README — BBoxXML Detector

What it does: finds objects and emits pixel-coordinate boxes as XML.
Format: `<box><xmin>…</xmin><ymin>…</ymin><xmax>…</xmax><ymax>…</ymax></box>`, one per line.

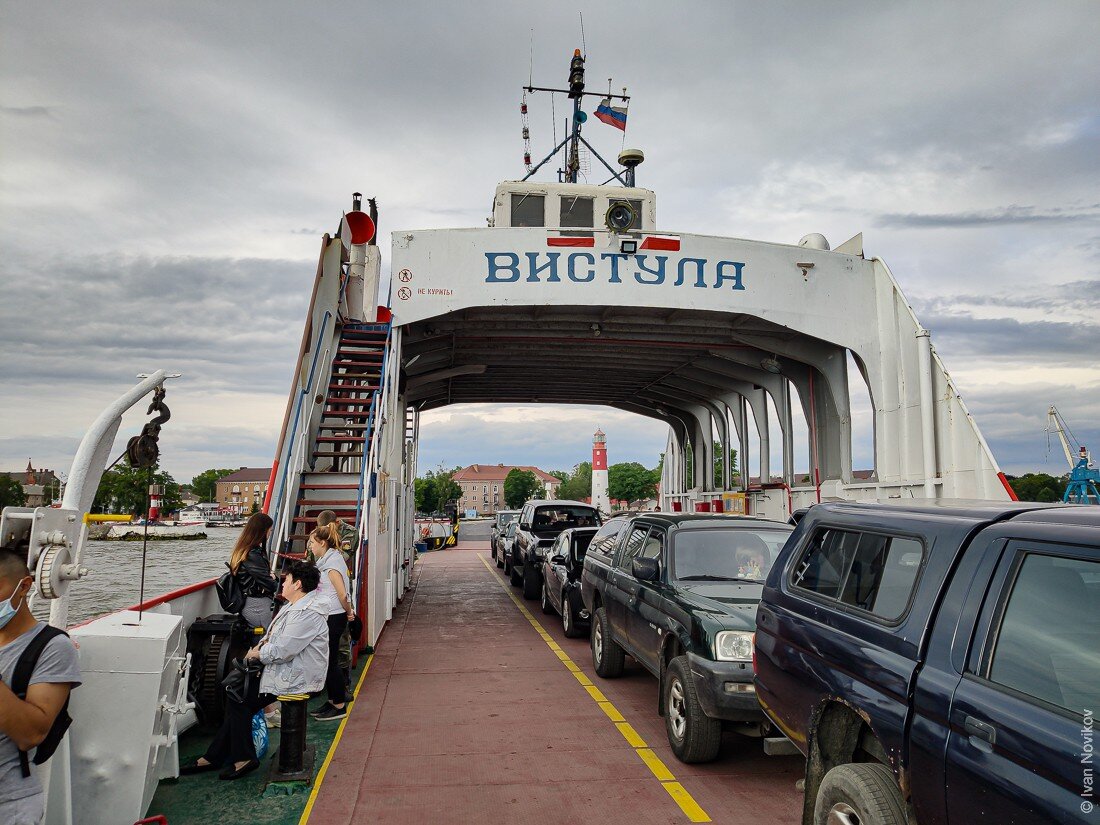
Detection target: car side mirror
<box><xmin>632</xmin><ymin>558</ymin><xmax>660</xmax><ymax>582</ymax></box>
<box><xmin>550</xmin><ymin>553</ymin><xmax>566</xmax><ymax>564</ymax></box>
<box><xmin>520</xmin><ymin>522</ymin><xmax>531</xmax><ymax>530</ymax></box>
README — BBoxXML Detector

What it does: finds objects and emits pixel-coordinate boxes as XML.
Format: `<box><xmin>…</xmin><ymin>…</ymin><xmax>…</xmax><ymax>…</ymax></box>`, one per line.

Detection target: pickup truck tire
<box><xmin>664</xmin><ymin>655</ymin><xmax>722</xmax><ymax>763</ymax></box>
<box><xmin>591</xmin><ymin>607</ymin><xmax>625</xmax><ymax>678</ymax></box>
<box><xmin>813</xmin><ymin>763</ymin><xmax>906</xmax><ymax>825</ymax></box>
<box><xmin>522</xmin><ymin>562</ymin><xmax>540</xmax><ymax>600</ymax></box>
<box><xmin>541</xmin><ymin>579</ymin><xmax>555</xmax><ymax>614</ymax></box>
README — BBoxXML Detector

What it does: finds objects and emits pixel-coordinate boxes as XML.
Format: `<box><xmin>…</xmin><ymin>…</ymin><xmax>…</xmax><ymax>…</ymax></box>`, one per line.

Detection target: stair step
<box><xmin>334</xmin><ymin>349</ymin><xmax>382</xmax><ymax>360</ymax></box>
<box><xmin>320</xmin><ymin>412</ymin><xmax>373</xmax><ymax>419</ymax></box>
<box><xmin>313</xmin><ymin>450</ymin><xmax>364</xmax><ymax>457</ymax></box>
<box><xmin>298</xmin><ymin>483</ymin><xmax>359</xmax><ymax>490</ymax></box>
<box><xmin>328</xmin><ymin>384</ymin><xmax>380</xmax><ymax>392</ymax></box>
<box><xmin>325</xmin><ymin>397</ymin><xmax>376</xmax><ymax>405</ymax></box>
<box><xmin>297</xmin><ymin>499</ymin><xmax>358</xmax><ymax>506</ymax></box>
<box><xmin>293</xmin><ymin>516</ymin><xmax>357</xmax><ymax>526</ymax></box>
<box><xmin>341</xmin><ymin>327</ymin><xmax>389</xmax><ymax>336</ymax></box>
<box><xmin>319</xmin><ymin>423</ymin><xmax>371</xmax><ymax>430</ymax></box>
<box><xmin>316</xmin><ymin>436</ymin><xmax>366</xmax><ymax>443</ymax></box>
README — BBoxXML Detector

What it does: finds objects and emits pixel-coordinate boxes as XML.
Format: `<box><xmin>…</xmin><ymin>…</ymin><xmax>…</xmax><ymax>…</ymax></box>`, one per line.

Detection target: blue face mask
<box><xmin>0</xmin><ymin>579</ymin><xmax>30</xmax><ymax>630</ymax></box>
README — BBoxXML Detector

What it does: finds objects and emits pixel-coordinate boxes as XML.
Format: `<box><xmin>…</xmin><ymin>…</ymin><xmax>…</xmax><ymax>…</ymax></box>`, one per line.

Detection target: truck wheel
<box><xmin>541</xmin><ymin>579</ymin><xmax>555</xmax><ymax>614</ymax></box>
<box><xmin>509</xmin><ymin>556</ymin><xmax>522</xmax><ymax>586</ymax></box>
<box><xmin>591</xmin><ymin>606</ymin><xmax>625</xmax><ymax>678</ymax></box>
<box><xmin>813</xmin><ymin>763</ymin><xmax>906</xmax><ymax>825</ymax></box>
<box><xmin>562</xmin><ymin>595</ymin><xmax>583</xmax><ymax>638</ymax></box>
<box><xmin>664</xmin><ymin>655</ymin><xmax>721</xmax><ymax>763</ymax></box>
<box><xmin>522</xmin><ymin>562</ymin><xmax>540</xmax><ymax>600</ymax></box>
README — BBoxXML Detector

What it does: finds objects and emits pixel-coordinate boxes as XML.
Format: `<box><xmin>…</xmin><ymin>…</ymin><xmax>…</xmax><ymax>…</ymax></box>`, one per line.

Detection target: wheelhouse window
<box><xmin>559</xmin><ymin>196</ymin><xmax>594</xmax><ymax>228</ymax></box>
<box><xmin>791</xmin><ymin>528</ymin><xmax>923</xmax><ymax>619</ymax></box>
<box><xmin>511</xmin><ymin>193</ymin><xmax>545</xmax><ymax>227</ymax></box>
<box><xmin>672</xmin><ymin>527</ymin><xmax>792</xmax><ymax>583</ymax></box>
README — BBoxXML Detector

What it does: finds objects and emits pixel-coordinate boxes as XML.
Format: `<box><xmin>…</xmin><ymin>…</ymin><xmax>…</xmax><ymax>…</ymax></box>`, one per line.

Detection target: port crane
<box><xmin>1047</xmin><ymin>405</ymin><xmax>1100</xmax><ymax>504</ymax></box>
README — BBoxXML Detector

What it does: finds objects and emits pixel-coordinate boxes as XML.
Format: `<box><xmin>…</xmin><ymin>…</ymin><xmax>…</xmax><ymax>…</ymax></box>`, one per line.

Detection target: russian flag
<box><xmin>594</xmin><ymin>97</ymin><xmax>627</xmax><ymax>131</ymax></box>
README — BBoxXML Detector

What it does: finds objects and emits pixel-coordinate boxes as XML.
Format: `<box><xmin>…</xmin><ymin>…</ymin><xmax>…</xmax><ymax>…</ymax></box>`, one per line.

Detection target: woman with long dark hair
<box><xmin>229</xmin><ymin>512</ymin><xmax>278</xmax><ymax>630</ymax></box>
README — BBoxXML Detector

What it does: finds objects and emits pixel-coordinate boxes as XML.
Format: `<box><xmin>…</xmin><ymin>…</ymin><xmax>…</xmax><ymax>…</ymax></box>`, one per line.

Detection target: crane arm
<box><xmin>1048</xmin><ymin>405</ymin><xmax>1077</xmax><ymax>469</ymax></box>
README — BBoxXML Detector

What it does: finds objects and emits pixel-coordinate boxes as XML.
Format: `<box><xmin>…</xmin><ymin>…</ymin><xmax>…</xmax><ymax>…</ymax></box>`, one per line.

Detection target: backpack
<box><xmin>215</xmin><ymin>563</ymin><xmax>246</xmax><ymax>613</ymax></box>
<box><xmin>12</xmin><ymin>625</ymin><xmax>73</xmax><ymax>777</ymax></box>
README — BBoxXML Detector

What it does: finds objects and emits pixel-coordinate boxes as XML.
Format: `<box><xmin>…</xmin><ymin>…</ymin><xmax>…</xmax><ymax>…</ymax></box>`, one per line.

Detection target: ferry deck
<box><xmin>151</xmin><ymin>524</ymin><xmax>803</xmax><ymax>824</ymax></box>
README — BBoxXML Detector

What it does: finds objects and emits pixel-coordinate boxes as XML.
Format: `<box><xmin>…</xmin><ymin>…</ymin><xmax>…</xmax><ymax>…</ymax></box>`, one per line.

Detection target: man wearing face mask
<box><xmin>0</xmin><ymin>548</ymin><xmax>81</xmax><ymax>825</ymax></box>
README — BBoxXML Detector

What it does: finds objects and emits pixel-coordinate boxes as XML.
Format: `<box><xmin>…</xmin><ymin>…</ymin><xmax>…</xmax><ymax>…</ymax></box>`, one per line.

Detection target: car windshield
<box><xmin>532</xmin><ymin>506</ymin><xmax>602</xmax><ymax>531</ymax></box>
<box><xmin>671</xmin><ymin>527</ymin><xmax>792</xmax><ymax>583</ymax></box>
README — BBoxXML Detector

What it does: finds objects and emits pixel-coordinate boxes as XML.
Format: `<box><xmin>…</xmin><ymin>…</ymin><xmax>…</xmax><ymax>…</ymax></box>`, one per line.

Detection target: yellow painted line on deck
<box><xmin>477</xmin><ymin>553</ymin><xmax>711</xmax><ymax>823</ymax></box>
<box><xmin>299</xmin><ymin>652</ymin><xmax>375</xmax><ymax>825</ymax></box>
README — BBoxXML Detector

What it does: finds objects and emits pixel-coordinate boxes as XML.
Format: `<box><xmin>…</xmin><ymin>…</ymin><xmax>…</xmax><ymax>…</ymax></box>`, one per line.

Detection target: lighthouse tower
<box><xmin>591</xmin><ymin>428</ymin><xmax>610</xmax><ymax>513</ymax></box>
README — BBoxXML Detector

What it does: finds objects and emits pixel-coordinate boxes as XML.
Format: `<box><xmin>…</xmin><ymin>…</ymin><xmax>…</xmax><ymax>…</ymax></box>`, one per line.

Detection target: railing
<box><xmin>269</xmin><ymin>311</ymin><xmax>334</xmax><ymax>556</ymax></box>
<box><xmin>352</xmin><ymin>322</ymin><xmax>393</xmax><ymax>594</ymax></box>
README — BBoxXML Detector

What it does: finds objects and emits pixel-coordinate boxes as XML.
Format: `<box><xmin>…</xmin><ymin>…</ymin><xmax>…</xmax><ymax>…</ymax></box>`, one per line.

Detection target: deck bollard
<box><xmin>266</xmin><ymin>693</ymin><xmax>315</xmax><ymax>785</ymax></box>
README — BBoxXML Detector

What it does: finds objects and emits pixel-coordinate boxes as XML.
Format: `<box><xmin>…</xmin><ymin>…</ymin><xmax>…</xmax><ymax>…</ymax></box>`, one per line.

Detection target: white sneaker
<box><xmin>265</xmin><ymin>709</ymin><xmax>281</xmax><ymax>729</ymax></box>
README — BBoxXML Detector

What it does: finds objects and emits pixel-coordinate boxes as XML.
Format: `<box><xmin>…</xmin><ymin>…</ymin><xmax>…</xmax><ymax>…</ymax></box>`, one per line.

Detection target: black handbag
<box><xmin>221</xmin><ymin>657</ymin><xmax>264</xmax><ymax>704</ymax></box>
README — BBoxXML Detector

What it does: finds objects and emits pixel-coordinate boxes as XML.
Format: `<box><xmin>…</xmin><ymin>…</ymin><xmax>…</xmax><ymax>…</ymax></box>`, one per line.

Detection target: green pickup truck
<box><xmin>579</xmin><ymin>512</ymin><xmax>793</xmax><ymax>762</ymax></box>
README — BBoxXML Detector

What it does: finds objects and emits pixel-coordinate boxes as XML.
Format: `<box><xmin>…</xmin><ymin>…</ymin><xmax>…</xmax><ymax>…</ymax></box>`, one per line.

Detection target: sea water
<box><xmin>31</xmin><ymin>530</ymin><xmax>242</xmax><ymax>624</ymax></box>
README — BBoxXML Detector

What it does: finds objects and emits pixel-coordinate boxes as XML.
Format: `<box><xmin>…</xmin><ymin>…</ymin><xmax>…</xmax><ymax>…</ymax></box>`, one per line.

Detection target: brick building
<box><xmin>0</xmin><ymin>460</ymin><xmax>60</xmax><ymax>507</ymax></box>
<box><xmin>452</xmin><ymin>464</ymin><xmax>561</xmax><ymax>515</ymax></box>
<box><xmin>215</xmin><ymin>467</ymin><xmax>272</xmax><ymax>516</ymax></box>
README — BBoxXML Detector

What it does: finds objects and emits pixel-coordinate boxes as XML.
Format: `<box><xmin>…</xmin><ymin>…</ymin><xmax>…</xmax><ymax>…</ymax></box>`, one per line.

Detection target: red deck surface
<box><xmin>309</xmin><ymin>542</ymin><xmax>804</xmax><ymax>824</ymax></box>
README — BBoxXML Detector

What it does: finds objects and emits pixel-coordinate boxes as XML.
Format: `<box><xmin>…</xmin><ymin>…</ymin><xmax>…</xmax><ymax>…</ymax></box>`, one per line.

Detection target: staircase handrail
<box><xmin>269</xmin><ymin>310</ymin><xmax>334</xmax><ymax>559</ymax></box>
<box><xmin>352</xmin><ymin>321</ymin><xmax>393</xmax><ymax>590</ymax></box>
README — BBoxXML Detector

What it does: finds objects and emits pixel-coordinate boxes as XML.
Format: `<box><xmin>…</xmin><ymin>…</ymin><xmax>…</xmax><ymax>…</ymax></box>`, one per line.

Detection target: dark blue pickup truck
<box><xmin>755</xmin><ymin>500</ymin><xmax>1100</xmax><ymax>825</ymax></box>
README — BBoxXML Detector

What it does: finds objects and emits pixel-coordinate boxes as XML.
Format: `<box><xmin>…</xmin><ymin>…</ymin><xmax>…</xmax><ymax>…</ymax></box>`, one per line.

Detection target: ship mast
<box><xmin>523</xmin><ymin>49</ymin><xmax>630</xmax><ymax>185</ymax></box>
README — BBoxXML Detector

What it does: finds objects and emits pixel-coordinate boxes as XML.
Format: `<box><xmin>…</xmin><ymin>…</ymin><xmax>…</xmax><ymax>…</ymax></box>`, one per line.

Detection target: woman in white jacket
<box><xmin>180</xmin><ymin>560</ymin><xmax>330</xmax><ymax>780</ymax></box>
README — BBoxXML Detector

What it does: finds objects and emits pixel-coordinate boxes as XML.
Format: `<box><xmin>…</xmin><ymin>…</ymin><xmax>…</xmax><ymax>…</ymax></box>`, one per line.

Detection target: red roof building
<box><xmin>452</xmin><ymin>464</ymin><xmax>561</xmax><ymax>514</ymax></box>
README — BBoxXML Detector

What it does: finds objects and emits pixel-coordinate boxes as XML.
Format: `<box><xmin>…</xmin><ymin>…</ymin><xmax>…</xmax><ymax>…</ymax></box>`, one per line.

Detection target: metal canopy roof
<box><xmin>400</xmin><ymin>304</ymin><xmax>822</xmax><ymax>413</ymax></box>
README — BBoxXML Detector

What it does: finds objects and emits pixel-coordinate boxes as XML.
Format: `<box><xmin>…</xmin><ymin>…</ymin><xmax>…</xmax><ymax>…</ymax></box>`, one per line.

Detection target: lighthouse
<box><xmin>591</xmin><ymin>428</ymin><xmax>610</xmax><ymax>513</ymax></box>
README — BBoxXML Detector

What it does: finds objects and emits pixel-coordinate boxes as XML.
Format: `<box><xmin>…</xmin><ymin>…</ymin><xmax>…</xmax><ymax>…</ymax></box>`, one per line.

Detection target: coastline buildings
<box><xmin>453</xmin><ymin>464</ymin><xmax>561</xmax><ymax>515</ymax></box>
<box><xmin>215</xmin><ymin>467</ymin><xmax>272</xmax><ymax>515</ymax></box>
<box><xmin>0</xmin><ymin>460</ymin><xmax>60</xmax><ymax>507</ymax></box>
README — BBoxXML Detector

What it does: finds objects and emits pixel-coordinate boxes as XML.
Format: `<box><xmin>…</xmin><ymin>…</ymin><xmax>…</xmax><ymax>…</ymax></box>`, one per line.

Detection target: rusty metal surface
<box><xmin>308</xmin><ymin>543</ymin><xmax>804</xmax><ymax>823</ymax></box>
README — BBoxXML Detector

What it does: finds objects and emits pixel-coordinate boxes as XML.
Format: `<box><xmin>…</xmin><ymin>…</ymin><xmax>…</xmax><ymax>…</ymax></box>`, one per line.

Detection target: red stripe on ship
<box><xmin>547</xmin><ymin>237</ymin><xmax>595</xmax><ymax>247</ymax></box>
<box><xmin>640</xmin><ymin>236</ymin><xmax>680</xmax><ymax>251</ymax></box>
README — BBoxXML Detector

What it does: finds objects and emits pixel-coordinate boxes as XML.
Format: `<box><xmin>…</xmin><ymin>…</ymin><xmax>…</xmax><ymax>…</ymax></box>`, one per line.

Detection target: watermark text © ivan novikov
<box><xmin>1084</xmin><ymin>709</ymin><xmax>1095</xmax><ymax>815</ymax></box>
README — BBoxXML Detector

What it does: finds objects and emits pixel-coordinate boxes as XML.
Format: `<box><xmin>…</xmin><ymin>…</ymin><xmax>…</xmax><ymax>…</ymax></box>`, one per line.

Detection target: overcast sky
<box><xmin>2</xmin><ymin>1</ymin><xmax>1098</xmax><ymax>489</ymax></box>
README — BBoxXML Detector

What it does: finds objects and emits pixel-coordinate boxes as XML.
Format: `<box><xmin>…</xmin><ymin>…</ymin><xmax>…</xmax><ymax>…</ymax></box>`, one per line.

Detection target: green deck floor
<box><xmin>148</xmin><ymin>654</ymin><xmax>371</xmax><ymax>825</ymax></box>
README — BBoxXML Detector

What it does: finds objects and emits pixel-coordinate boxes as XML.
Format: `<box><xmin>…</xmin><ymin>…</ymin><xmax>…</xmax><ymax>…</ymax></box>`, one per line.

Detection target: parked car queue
<box><xmin>496</xmin><ymin>500</ymin><xmax>1100</xmax><ymax>825</ymax></box>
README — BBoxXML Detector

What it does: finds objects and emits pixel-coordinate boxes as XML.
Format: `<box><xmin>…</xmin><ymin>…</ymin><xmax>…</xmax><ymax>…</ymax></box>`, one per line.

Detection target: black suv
<box><xmin>510</xmin><ymin>499</ymin><xmax>602</xmax><ymax>600</ymax></box>
<box><xmin>756</xmin><ymin>500</ymin><xmax>1100</xmax><ymax>825</ymax></box>
<box><xmin>580</xmin><ymin>513</ymin><xmax>794</xmax><ymax>762</ymax></box>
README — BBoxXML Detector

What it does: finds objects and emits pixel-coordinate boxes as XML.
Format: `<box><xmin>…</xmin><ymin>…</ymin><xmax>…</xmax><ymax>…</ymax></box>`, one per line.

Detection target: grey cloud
<box><xmin>878</xmin><ymin>205</ymin><xmax>1100</xmax><ymax>229</ymax></box>
<box><xmin>0</xmin><ymin>105</ymin><xmax>53</xmax><ymax>117</ymax></box>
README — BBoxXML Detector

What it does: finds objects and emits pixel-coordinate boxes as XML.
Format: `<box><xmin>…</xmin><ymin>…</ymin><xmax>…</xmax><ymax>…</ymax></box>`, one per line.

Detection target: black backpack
<box><xmin>215</xmin><ymin>563</ymin><xmax>246</xmax><ymax>613</ymax></box>
<box><xmin>12</xmin><ymin>625</ymin><xmax>74</xmax><ymax>777</ymax></box>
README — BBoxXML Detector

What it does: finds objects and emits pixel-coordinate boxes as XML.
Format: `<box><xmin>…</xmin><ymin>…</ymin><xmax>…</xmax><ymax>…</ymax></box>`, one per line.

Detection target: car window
<box><xmin>791</xmin><ymin>528</ymin><xmax>923</xmax><ymax>620</ymax></box>
<box><xmin>673</xmin><ymin>527</ymin><xmax>790</xmax><ymax>582</ymax></box>
<box><xmin>572</xmin><ymin>532</ymin><xmax>595</xmax><ymax>566</ymax></box>
<box><xmin>988</xmin><ymin>553</ymin><xmax>1100</xmax><ymax>714</ymax></box>
<box><xmin>615</xmin><ymin>527</ymin><xmax>650</xmax><ymax>570</ymax></box>
<box><xmin>588</xmin><ymin>518</ymin><xmax>627</xmax><ymax>555</ymax></box>
<box><xmin>639</xmin><ymin>529</ymin><xmax>664</xmax><ymax>560</ymax></box>
<box><xmin>506</xmin><ymin>522</ymin><xmax>517</xmax><ymax>537</ymax></box>
<box><xmin>532</xmin><ymin>505</ymin><xmax>601</xmax><ymax>529</ymax></box>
